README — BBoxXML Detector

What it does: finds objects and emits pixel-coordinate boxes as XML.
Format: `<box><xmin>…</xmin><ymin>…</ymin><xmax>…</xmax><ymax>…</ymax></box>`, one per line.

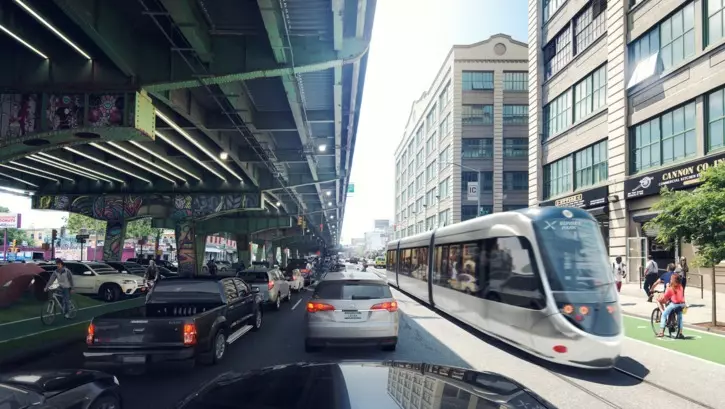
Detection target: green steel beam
<box><xmin>157</xmin><ymin>0</ymin><xmax>213</xmax><ymax>63</ymax></box>
<box><xmin>196</xmin><ymin>216</ymin><xmax>293</xmax><ymax>236</ymax></box>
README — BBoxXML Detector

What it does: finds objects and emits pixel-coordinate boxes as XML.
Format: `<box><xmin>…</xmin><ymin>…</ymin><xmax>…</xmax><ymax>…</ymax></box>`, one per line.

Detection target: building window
<box><xmin>543</xmin><ymin>156</ymin><xmax>572</xmax><ymax>199</ymax></box>
<box><xmin>439</xmin><ymin>145</ymin><xmax>451</xmax><ymax>167</ymax></box>
<box><xmin>438</xmin><ymin>209</ymin><xmax>450</xmax><ymax>226</ymax></box>
<box><xmin>439</xmin><ymin>114</ymin><xmax>451</xmax><ymax>136</ymax></box>
<box><xmin>462</xmin><ymin>104</ymin><xmax>494</xmax><ymax>125</ymax></box>
<box><xmin>574</xmin><ymin>65</ymin><xmax>607</xmax><ymax>121</ymax></box>
<box><xmin>544</xmin><ymin>27</ymin><xmax>572</xmax><ymax>80</ymax></box>
<box><xmin>503</xmin><ymin>72</ymin><xmax>528</xmax><ymax>91</ymax></box>
<box><xmin>707</xmin><ymin>0</ymin><xmax>725</xmax><ymax>46</ymax></box>
<box><xmin>628</xmin><ymin>3</ymin><xmax>695</xmax><ymax>87</ymax></box>
<box><xmin>462</xmin><ymin>138</ymin><xmax>494</xmax><ymax>158</ymax></box>
<box><xmin>439</xmin><ymin>82</ymin><xmax>451</xmax><ymax>108</ymax></box>
<box><xmin>574</xmin><ymin>140</ymin><xmax>608</xmax><ymax>189</ymax></box>
<box><xmin>462</xmin><ymin>205</ymin><xmax>493</xmax><ymax>221</ymax></box>
<box><xmin>574</xmin><ymin>0</ymin><xmax>607</xmax><ymax>54</ymax></box>
<box><xmin>426</xmin><ymin>132</ymin><xmax>437</xmax><ymax>156</ymax></box>
<box><xmin>503</xmin><ymin>172</ymin><xmax>528</xmax><ymax>190</ymax></box>
<box><xmin>504</xmin><ymin>138</ymin><xmax>528</xmax><ymax>157</ymax></box>
<box><xmin>426</xmin><ymin>106</ymin><xmax>437</xmax><ymax>130</ymax></box>
<box><xmin>543</xmin><ymin>0</ymin><xmax>566</xmax><ymax>22</ymax></box>
<box><xmin>426</xmin><ymin>188</ymin><xmax>437</xmax><ymax>207</ymax></box>
<box><xmin>415</xmin><ymin>173</ymin><xmax>423</xmax><ymax>191</ymax></box>
<box><xmin>503</xmin><ymin>105</ymin><xmax>529</xmax><ymax>125</ymax></box>
<box><xmin>439</xmin><ymin>177</ymin><xmax>450</xmax><ymax>199</ymax></box>
<box><xmin>461</xmin><ymin>171</ymin><xmax>493</xmax><ymax>192</ymax></box>
<box><xmin>462</xmin><ymin>71</ymin><xmax>494</xmax><ymax>90</ymax></box>
<box><xmin>630</xmin><ymin>102</ymin><xmax>696</xmax><ymax>173</ymax></box>
<box><xmin>503</xmin><ymin>205</ymin><xmax>527</xmax><ymax>211</ymax></box>
<box><xmin>707</xmin><ymin>87</ymin><xmax>725</xmax><ymax>151</ymax></box>
<box><xmin>543</xmin><ymin>90</ymin><xmax>572</xmax><ymax>140</ymax></box>
<box><xmin>426</xmin><ymin>216</ymin><xmax>436</xmax><ymax>230</ymax></box>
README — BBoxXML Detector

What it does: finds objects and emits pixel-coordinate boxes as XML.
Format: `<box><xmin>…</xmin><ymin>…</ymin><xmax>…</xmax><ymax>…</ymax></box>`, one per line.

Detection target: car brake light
<box><xmin>371</xmin><ymin>301</ymin><xmax>398</xmax><ymax>312</ymax></box>
<box><xmin>268</xmin><ymin>280</ymin><xmax>274</xmax><ymax>290</ymax></box>
<box><xmin>183</xmin><ymin>323</ymin><xmax>197</xmax><ymax>346</ymax></box>
<box><xmin>86</xmin><ymin>323</ymin><xmax>95</xmax><ymax>345</ymax></box>
<box><xmin>307</xmin><ymin>302</ymin><xmax>335</xmax><ymax>313</ymax></box>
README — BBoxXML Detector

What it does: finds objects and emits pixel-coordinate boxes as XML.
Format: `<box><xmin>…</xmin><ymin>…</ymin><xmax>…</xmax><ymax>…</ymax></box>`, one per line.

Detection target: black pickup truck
<box><xmin>84</xmin><ymin>276</ymin><xmax>263</xmax><ymax>368</ymax></box>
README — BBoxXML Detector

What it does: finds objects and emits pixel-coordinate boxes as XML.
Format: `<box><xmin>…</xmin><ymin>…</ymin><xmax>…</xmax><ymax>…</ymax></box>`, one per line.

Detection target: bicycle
<box><xmin>40</xmin><ymin>288</ymin><xmax>78</xmax><ymax>325</ymax></box>
<box><xmin>649</xmin><ymin>290</ymin><xmax>683</xmax><ymax>338</ymax></box>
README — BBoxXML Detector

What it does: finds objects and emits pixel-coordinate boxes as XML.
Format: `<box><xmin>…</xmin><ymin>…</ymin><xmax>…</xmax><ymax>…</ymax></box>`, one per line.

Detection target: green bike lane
<box><xmin>623</xmin><ymin>315</ymin><xmax>725</xmax><ymax>365</ymax></box>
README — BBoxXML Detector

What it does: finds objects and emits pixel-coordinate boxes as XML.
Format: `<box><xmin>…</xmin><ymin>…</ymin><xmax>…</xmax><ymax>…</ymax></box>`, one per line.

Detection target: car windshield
<box><xmin>533</xmin><ymin>217</ymin><xmax>616</xmax><ymax>302</ymax></box>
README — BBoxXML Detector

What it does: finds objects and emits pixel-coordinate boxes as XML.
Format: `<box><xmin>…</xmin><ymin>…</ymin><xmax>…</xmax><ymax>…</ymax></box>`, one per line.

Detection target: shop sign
<box><xmin>0</xmin><ymin>213</ymin><xmax>21</xmax><ymax>229</ymax></box>
<box><xmin>623</xmin><ymin>152</ymin><xmax>725</xmax><ymax>199</ymax></box>
<box><xmin>539</xmin><ymin>185</ymin><xmax>609</xmax><ymax>209</ymax></box>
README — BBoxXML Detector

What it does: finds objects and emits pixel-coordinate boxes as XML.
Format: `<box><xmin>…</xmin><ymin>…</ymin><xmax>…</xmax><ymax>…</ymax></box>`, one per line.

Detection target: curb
<box><xmin>622</xmin><ymin>312</ymin><xmax>725</xmax><ymax>336</ymax></box>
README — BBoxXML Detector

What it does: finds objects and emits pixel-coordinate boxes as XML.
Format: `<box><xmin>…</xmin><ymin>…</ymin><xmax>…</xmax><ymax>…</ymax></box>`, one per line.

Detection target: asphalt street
<box><xmin>5</xmin><ymin>265</ymin><xmax>724</xmax><ymax>409</ymax></box>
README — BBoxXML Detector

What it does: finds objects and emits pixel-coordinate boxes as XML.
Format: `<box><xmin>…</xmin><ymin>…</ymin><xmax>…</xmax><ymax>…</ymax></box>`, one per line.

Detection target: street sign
<box><xmin>347</xmin><ymin>184</ymin><xmax>355</xmax><ymax>193</ymax></box>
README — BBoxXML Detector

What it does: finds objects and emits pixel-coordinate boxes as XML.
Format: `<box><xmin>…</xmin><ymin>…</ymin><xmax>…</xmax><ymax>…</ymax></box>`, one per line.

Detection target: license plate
<box><xmin>343</xmin><ymin>311</ymin><xmax>362</xmax><ymax>320</ymax></box>
<box><xmin>122</xmin><ymin>356</ymin><xmax>146</xmax><ymax>364</ymax></box>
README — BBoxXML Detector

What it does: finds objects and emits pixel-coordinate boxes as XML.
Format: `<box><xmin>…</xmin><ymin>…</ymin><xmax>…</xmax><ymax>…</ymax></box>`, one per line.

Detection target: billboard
<box><xmin>0</xmin><ymin>213</ymin><xmax>21</xmax><ymax>229</ymax></box>
<box><xmin>374</xmin><ymin>219</ymin><xmax>390</xmax><ymax>230</ymax></box>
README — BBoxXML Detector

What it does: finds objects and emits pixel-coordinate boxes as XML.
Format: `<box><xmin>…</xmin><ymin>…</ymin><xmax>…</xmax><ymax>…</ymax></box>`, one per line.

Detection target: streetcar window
<box><xmin>416</xmin><ymin>247</ymin><xmax>429</xmax><ymax>282</ymax></box>
<box><xmin>401</xmin><ymin>249</ymin><xmax>412</xmax><ymax>276</ymax></box>
<box><xmin>486</xmin><ymin>236</ymin><xmax>544</xmax><ymax>309</ymax></box>
<box><xmin>433</xmin><ymin>246</ymin><xmax>443</xmax><ymax>284</ymax></box>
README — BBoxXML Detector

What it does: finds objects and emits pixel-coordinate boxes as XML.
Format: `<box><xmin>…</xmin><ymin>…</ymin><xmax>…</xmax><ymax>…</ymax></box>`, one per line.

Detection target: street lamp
<box><xmin>449</xmin><ymin>161</ymin><xmax>483</xmax><ymax>218</ymax></box>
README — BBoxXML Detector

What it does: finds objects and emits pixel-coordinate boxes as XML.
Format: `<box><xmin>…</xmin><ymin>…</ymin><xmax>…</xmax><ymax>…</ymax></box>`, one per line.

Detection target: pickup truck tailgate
<box><xmin>92</xmin><ymin>317</ymin><xmax>188</xmax><ymax>346</ymax></box>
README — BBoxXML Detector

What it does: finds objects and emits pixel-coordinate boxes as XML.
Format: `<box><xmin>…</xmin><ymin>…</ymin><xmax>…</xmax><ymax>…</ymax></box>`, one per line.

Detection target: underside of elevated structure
<box><xmin>0</xmin><ymin>0</ymin><xmax>377</xmax><ymax>250</ymax></box>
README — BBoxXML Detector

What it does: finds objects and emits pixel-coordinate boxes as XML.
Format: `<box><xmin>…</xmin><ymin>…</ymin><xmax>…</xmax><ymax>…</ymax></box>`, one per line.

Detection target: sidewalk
<box><xmin>618</xmin><ymin>282</ymin><xmax>725</xmax><ymax>332</ymax></box>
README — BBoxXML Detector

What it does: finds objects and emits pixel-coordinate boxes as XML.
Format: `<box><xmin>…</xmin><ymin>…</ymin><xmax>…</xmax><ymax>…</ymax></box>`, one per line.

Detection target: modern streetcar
<box><xmin>385</xmin><ymin>206</ymin><xmax>622</xmax><ymax>369</ymax></box>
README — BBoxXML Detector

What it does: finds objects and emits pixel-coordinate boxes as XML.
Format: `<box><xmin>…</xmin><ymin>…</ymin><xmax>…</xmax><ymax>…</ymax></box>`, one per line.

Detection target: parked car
<box><xmin>40</xmin><ymin>261</ymin><xmax>147</xmax><ymax>302</ymax></box>
<box><xmin>0</xmin><ymin>369</ymin><xmax>122</xmax><ymax>409</ymax></box>
<box><xmin>84</xmin><ymin>276</ymin><xmax>263</xmax><ymax>368</ymax></box>
<box><xmin>127</xmin><ymin>258</ymin><xmax>178</xmax><ymax>272</ymax></box>
<box><xmin>237</xmin><ymin>266</ymin><xmax>291</xmax><ymax>311</ymax></box>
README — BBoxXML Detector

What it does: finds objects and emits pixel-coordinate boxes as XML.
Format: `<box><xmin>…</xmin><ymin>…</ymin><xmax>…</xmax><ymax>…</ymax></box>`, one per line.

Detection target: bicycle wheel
<box><xmin>40</xmin><ymin>299</ymin><xmax>57</xmax><ymax>325</ymax></box>
<box><xmin>66</xmin><ymin>300</ymin><xmax>78</xmax><ymax>319</ymax></box>
<box><xmin>650</xmin><ymin>308</ymin><xmax>661</xmax><ymax>335</ymax></box>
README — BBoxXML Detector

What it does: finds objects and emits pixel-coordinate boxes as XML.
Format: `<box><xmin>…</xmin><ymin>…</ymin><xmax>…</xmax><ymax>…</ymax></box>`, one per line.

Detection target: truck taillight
<box><xmin>183</xmin><ymin>323</ymin><xmax>197</xmax><ymax>346</ymax></box>
<box><xmin>306</xmin><ymin>302</ymin><xmax>335</xmax><ymax>313</ymax></box>
<box><xmin>268</xmin><ymin>280</ymin><xmax>274</xmax><ymax>290</ymax></box>
<box><xmin>371</xmin><ymin>301</ymin><xmax>398</xmax><ymax>312</ymax></box>
<box><xmin>86</xmin><ymin>323</ymin><xmax>95</xmax><ymax>345</ymax></box>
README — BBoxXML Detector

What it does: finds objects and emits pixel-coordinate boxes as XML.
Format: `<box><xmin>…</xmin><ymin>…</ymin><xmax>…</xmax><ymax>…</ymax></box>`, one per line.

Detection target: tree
<box><xmin>64</xmin><ymin>213</ymin><xmax>107</xmax><ymax>236</ymax></box>
<box><xmin>647</xmin><ymin>164</ymin><xmax>725</xmax><ymax>326</ymax></box>
<box><xmin>125</xmin><ymin>218</ymin><xmax>164</xmax><ymax>240</ymax></box>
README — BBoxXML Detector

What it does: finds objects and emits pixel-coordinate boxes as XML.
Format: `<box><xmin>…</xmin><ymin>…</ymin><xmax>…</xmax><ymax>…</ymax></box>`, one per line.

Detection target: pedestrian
<box><xmin>675</xmin><ymin>256</ymin><xmax>689</xmax><ymax>293</ymax></box>
<box><xmin>44</xmin><ymin>258</ymin><xmax>74</xmax><ymax>318</ymax></box>
<box><xmin>612</xmin><ymin>256</ymin><xmax>626</xmax><ymax>292</ymax></box>
<box><xmin>643</xmin><ymin>254</ymin><xmax>659</xmax><ymax>301</ymax></box>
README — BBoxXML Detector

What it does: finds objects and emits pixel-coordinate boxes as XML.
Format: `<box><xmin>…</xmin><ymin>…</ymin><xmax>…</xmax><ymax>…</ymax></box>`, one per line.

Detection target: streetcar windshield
<box><xmin>533</xmin><ymin>217</ymin><xmax>616</xmax><ymax>299</ymax></box>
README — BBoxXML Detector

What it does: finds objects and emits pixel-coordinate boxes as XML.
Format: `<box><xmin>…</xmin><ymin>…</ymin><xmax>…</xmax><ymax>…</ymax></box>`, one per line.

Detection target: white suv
<box><xmin>63</xmin><ymin>261</ymin><xmax>148</xmax><ymax>302</ymax></box>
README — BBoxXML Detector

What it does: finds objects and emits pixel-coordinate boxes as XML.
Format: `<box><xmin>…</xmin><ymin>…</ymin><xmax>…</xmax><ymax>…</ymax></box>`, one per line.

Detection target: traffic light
<box><xmin>52</xmin><ymin>229</ymin><xmax>58</xmax><ymax>241</ymax></box>
<box><xmin>11</xmin><ymin>239</ymin><xmax>16</xmax><ymax>248</ymax></box>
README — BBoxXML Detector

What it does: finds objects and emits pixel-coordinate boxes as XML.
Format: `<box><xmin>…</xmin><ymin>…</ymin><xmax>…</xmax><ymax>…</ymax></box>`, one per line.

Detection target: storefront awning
<box><xmin>632</xmin><ymin>211</ymin><xmax>661</xmax><ymax>223</ymax></box>
<box><xmin>586</xmin><ymin>206</ymin><xmax>607</xmax><ymax>217</ymax></box>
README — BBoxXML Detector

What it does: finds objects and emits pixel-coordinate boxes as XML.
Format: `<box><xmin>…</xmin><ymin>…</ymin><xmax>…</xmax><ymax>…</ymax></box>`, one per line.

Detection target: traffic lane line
<box><xmin>389</xmin><ymin>287</ymin><xmax>713</xmax><ymax>409</ymax></box>
<box><xmin>622</xmin><ymin>315</ymin><xmax>725</xmax><ymax>366</ymax></box>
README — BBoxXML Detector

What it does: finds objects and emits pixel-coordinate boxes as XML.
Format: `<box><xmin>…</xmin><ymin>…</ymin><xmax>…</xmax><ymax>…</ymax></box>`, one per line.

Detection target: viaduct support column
<box><xmin>255</xmin><ymin>242</ymin><xmax>265</xmax><ymax>262</ymax></box>
<box><xmin>235</xmin><ymin>234</ymin><xmax>251</xmax><ymax>267</ymax></box>
<box><xmin>103</xmin><ymin>220</ymin><xmax>127</xmax><ymax>261</ymax></box>
<box><xmin>175</xmin><ymin>219</ymin><xmax>204</xmax><ymax>277</ymax></box>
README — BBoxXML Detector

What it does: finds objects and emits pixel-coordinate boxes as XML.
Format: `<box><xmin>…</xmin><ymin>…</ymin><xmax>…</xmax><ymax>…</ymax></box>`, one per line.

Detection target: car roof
<box><xmin>321</xmin><ymin>271</ymin><xmax>386</xmax><ymax>282</ymax></box>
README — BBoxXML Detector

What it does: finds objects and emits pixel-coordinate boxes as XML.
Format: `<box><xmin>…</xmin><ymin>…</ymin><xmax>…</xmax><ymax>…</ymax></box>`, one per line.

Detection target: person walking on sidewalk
<box><xmin>675</xmin><ymin>256</ymin><xmax>689</xmax><ymax>293</ymax></box>
<box><xmin>44</xmin><ymin>258</ymin><xmax>74</xmax><ymax>319</ymax></box>
<box><xmin>643</xmin><ymin>254</ymin><xmax>659</xmax><ymax>301</ymax></box>
<box><xmin>612</xmin><ymin>256</ymin><xmax>626</xmax><ymax>292</ymax></box>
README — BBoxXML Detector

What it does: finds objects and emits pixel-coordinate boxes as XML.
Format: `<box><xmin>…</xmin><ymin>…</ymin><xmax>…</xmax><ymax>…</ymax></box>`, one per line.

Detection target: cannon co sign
<box><xmin>0</xmin><ymin>213</ymin><xmax>21</xmax><ymax>229</ymax></box>
<box><xmin>624</xmin><ymin>152</ymin><xmax>725</xmax><ymax>199</ymax></box>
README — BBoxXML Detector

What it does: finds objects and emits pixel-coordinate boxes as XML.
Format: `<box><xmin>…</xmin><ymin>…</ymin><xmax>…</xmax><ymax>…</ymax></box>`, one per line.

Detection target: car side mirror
<box><xmin>252</xmin><ymin>287</ymin><xmax>260</xmax><ymax>294</ymax></box>
<box><xmin>83</xmin><ymin>271</ymin><xmax>93</xmax><ymax>276</ymax></box>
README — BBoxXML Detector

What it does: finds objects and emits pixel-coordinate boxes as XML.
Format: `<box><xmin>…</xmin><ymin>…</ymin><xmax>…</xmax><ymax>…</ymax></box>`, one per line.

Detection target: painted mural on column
<box><xmin>175</xmin><ymin>220</ymin><xmax>196</xmax><ymax>277</ymax></box>
<box><xmin>103</xmin><ymin>221</ymin><xmax>125</xmax><ymax>261</ymax></box>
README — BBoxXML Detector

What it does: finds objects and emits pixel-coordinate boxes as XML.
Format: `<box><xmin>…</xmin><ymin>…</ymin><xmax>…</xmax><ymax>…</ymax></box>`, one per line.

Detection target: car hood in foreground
<box><xmin>175</xmin><ymin>361</ymin><xmax>556</xmax><ymax>409</ymax></box>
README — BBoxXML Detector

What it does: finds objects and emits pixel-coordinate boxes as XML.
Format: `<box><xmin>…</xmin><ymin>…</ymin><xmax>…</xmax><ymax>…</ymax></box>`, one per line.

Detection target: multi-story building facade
<box><xmin>393</xmin><ymin>34</ymin><xmax>529</xmax><ymax>239</ymax></box>
<box><xmin>529</xmin><ymin>0</ymin><xmax>725</xmax><ymax>284</ymax></box>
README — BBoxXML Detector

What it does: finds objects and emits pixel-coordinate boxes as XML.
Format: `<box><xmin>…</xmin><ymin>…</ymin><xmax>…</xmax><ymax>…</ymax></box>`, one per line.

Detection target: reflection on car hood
<box><xmin>0</xmin><ymin>369</ymin><xmax>112</xmax><ymax>394</ymax></box>
<box><xmin>174</xmin><ymin>361</ymin><xmax>556</xmax><ymax>409</ymax></box>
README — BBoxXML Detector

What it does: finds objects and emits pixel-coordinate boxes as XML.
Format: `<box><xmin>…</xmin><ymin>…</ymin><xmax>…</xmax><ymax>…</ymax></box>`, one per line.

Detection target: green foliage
<box><xmin>647</xmin><ymin>163</ymin><xmax>725</xmax><ymax>268</ymax></box>
<box><xmin>63</xmin><ymin>214</ymin><xmax>106</xmax><ymax>236</ymax></box>
<box><xmin>0</xmin><ymin>206</ymin><xmax>9</xmax><ymax>212</ymax></box>
<box><xmin>125</xmin><ymin>218</ymin><xmax>164</xmax><ymax>240</ymax></box>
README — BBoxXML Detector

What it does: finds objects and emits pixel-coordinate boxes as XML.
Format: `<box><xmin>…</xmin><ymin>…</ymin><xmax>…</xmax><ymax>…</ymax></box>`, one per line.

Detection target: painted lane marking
<box><xmin>291</xmin><ymin>299</ymin><xmax>302</xmax><ymax>310</ymax></box>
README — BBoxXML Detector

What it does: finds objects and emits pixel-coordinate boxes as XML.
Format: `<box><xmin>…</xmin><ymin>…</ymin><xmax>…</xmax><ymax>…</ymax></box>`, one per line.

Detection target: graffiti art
<box><xmin>47</xmin><ymin>94</ymin><xmax>83</xmax><ymax>130</ymax></box>
<box><xmin>103</xmin><ymin>221</ymin><xmax>125</xmax><ymax>261</ymax></box>
<box><xmin>88</xmin><ymin>94</ymin><xmax>124</xmax><ymax>127</ymax></box>
<box><xmin>0</xmin><ymin>93</ymin><xmax>39</xmax><ymax>140</ymax></box>
<box><xmin>175</xmin><ymin>220</ymin><xmax>196</xmax><ymax>277</ymax></box>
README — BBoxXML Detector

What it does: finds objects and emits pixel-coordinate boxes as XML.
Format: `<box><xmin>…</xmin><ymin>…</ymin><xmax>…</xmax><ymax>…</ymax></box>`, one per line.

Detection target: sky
<box><xmin>340</xmin><ymin>0</ymin><xmax>528</xmax><ymax>243</ymax></box>
<box><xmin>0</xmin><ymin>0</ymin><xmax>529</xmax><ymax>237</ymax></box>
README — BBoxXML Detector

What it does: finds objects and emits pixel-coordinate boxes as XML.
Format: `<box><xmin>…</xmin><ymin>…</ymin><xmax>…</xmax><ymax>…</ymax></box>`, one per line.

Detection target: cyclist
<box><xmin>145</xmin><ymin>259</ymin><xmax>159</xmax><ymax>285</ymax></box>
<box><xmin>650</xmin><ymin>263</ymin><xmax>676</xmax><ymax>311</ymax></box>
<box><xmin>656</xmin><ymin>273</ymin><xmax>686</xmax><ymax>338</ymax></box>
<box><xmin>43</xmin><ymin>258</ymin><xmax>74</xmax><ymax>318</ymax></box>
